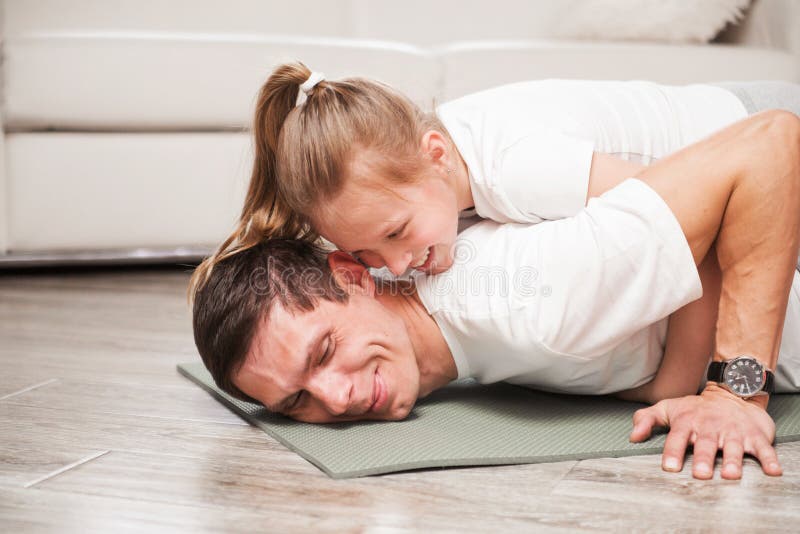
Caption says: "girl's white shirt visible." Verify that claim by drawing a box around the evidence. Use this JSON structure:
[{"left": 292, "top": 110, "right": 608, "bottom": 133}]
[{"left": 436, "top": 79, "right": 748, "bottom": 225}]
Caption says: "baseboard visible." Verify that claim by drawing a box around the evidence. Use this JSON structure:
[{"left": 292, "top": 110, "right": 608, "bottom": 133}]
[{"left": 0, "top": 246, "right": 213, "bottom": 269}]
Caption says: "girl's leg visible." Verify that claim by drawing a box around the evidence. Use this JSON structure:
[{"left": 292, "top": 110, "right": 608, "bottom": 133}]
[
  {"left": 775, "top": 271, "right": 800, "bottom": 392},
  {"left": 713, "top": 81, "right": 800, "bottom": 117}
]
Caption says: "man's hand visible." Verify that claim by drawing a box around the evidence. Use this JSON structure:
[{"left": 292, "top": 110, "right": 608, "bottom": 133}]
[{"left": 628, "top": 383, "right": 782, "bottom": 479}]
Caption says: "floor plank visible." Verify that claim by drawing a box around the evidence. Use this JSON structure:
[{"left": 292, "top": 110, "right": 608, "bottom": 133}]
[
  {"left": 2, "top": 377, "right": 245, "bottom": 424},
  {"left": 0, "top": 486, "right": 330, "bottom": 534},
  {"left": 26, "top": 448, "right": 581, "bottom": 532}
]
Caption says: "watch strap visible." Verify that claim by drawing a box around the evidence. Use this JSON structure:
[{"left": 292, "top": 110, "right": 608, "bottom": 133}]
[
  {"left": 706, "top": 361, "right": 726, "bottom": 383},
  {"left": 763, "top": 369, "right": 775, "bottom": 395}
]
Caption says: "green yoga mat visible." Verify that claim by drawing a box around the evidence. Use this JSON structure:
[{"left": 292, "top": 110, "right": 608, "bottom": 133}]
[{"left": 178, "top": 361, "right": 800, "bottom": 479}]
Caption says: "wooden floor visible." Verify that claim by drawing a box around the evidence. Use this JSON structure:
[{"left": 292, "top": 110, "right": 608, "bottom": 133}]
[{"left": 1, "top": 268, "right": 799, "bottom": 533}]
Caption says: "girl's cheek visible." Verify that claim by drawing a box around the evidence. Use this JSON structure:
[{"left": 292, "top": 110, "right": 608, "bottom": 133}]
[
  {"left": 426, "top": 217, "right": 449, "bottom": 242},
  {"left": 443, "top": 216, "right": 459, "bottom": 243}
]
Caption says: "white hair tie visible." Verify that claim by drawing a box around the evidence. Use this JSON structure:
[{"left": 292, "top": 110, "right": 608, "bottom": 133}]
[{"left": 300, "top": 71, "right": 325, "bottom": 95}]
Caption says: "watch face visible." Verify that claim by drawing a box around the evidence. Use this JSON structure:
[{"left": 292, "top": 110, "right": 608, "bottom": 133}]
[{"left": 724, "top": 357, "right": 765, "bottom": 396}]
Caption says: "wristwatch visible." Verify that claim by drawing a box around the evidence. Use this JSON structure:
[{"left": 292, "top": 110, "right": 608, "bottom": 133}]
[{"left": 706, "top": 356, "right": 775, "bottom": 398}]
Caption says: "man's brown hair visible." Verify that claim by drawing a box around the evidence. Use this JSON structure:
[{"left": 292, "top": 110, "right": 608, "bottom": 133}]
[{"left": 191, "top": 239, "right": 347, "bottom": 403}]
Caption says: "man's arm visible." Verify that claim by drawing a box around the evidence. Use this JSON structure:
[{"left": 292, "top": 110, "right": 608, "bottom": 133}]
[
  {"left": 616, "top": 244, "right": 721, "bottom": 404},
  {"left": 628, "top": 110, "right": 800, "bottom": 480}
]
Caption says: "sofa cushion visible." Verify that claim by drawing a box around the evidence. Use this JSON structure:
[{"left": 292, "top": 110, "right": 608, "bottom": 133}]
[
  {"left": 3, "top": 33, "right": 440, "bottom": 130},
  {"left": 440, "top": 40, "right": 800, "bottom": 101}
]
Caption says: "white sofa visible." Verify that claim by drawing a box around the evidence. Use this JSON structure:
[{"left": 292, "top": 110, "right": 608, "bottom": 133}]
[{"left": 1, "top": 0, "right": 798, "bottom": 266}]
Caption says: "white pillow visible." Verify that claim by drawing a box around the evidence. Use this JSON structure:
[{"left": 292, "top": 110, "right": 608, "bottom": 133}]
[{"left": 550, "top": 0, "right": 752, "bottom": 43}]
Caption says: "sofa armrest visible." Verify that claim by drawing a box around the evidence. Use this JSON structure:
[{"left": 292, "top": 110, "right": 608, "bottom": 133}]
[{"left": 717, "top": 0, "right": 800, "bottom": 56}]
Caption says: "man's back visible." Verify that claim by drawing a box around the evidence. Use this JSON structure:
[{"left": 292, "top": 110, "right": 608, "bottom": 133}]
[{"left": 414, "top": 178, "right": 701, "bottom": 394}]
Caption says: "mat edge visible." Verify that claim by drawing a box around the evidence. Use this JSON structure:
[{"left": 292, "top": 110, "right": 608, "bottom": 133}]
[{"left": 177, "top": 362, "right": 339, "bottom": 479}]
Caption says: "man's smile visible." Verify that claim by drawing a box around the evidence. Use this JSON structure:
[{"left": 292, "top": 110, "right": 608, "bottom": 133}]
[{"left": 370, "top": 368, "right": 388, "bottom": 413}]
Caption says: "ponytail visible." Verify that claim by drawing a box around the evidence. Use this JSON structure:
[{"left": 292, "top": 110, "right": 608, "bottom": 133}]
[
  {"left": 190, "top": 60, "right": 451, "bottom": 304},
  {"left": 189, "top": 61, "right": 317, "bottom": 302}
]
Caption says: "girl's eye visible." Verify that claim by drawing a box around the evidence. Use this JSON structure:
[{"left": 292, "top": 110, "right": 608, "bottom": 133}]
[{"left": 387, "top": 223, "right": 407, "bottom": 240}]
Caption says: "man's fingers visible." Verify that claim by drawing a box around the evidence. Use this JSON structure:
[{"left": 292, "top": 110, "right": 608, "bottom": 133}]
[
  {"left": 639, "top": 388, "right": 783, "bottom": 480},
  {"left": 721, "top": 438, "right": 744, "bottom": 480},
  {"left": 630, "top": 405, "right": 667, "bottom": 442},
  {"left": 661, "top": 425, "right": 690, "bottom": 473},
  {"left": 750, "top": 436, "right": 783, "bottom": 477},
  {"left": 691, "top": 435, "right": 719, "bottom": 480}
]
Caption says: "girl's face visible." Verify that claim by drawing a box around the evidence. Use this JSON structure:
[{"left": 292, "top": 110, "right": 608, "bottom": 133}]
[{"left": 313, "top": 167, "right": 461, "bottom": 276}]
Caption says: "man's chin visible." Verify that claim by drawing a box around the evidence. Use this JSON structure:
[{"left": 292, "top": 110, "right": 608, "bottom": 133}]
[
  {"left": 364, "top": 401, "right": 409, "bottom": 422},
  {"left": 381, "top": 407, "right": 413, "bottom": 421}
]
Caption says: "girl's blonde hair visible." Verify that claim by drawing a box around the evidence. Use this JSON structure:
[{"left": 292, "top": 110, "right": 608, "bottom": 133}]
[{"left": 188, "top": 61, "right": 448, "bottom": 301}]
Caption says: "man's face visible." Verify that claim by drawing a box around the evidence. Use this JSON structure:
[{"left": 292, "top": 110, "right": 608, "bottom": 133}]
[{"left": 234, "top": 291, "right": 421, "bottom": 423}]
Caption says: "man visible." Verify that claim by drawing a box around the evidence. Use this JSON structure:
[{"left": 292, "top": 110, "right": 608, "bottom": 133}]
[{"left": 192, "top": 110, "right": 800, "bottom": 480}]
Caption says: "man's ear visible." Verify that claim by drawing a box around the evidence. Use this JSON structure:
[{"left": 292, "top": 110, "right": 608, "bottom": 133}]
[{"left": 327, "top": 251, "right": 376, "bottom": 296}]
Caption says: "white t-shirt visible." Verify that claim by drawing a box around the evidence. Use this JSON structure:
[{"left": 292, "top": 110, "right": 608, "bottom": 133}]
[
  {"left": 414, "top": 179, "right": 702, "bottom": 394},
  {"left": 436, "top": 80, "right": 748, "bottom": 224}
]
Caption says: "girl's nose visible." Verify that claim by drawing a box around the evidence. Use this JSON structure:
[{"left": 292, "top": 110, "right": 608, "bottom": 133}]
[{"left": 385, "top": 250, "right": 413, "bottom": 276}]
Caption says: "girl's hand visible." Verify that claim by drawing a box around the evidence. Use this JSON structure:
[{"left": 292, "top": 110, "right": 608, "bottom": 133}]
[{"left": 628, "top": 383, "right": 781, "bottom": 480}]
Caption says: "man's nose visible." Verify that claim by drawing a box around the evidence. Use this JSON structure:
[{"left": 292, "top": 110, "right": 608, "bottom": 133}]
[
  {"left": 308, "top": 372, "right": 353, "bottom": 416},
  {"left": 384, "top": 250, "right": 413, "bottom": 276}
]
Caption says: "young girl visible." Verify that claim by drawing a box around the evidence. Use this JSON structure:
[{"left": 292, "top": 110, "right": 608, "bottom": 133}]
[{"left": 190, "top": 62, "right": 800, "bottom": 402}]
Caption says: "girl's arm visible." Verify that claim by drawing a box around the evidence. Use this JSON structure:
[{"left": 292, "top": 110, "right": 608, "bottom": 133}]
[{"left": 586, "top": 152, "right": 649, "bottom": 202}]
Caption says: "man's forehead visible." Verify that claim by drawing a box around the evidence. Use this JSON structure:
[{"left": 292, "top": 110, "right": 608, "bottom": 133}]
[{"left": 248, "top": 301, "right": 318, "bottom": 364}]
